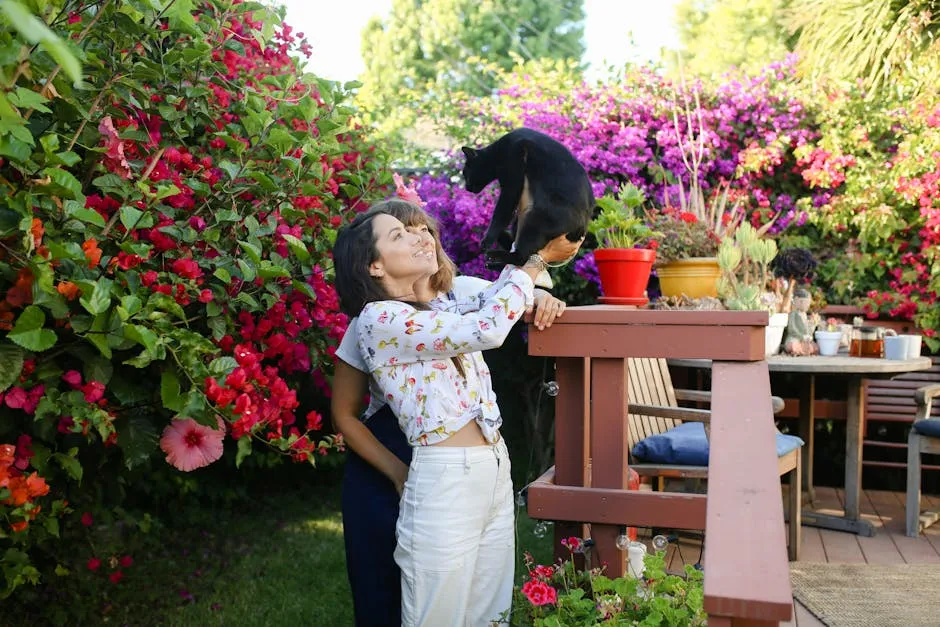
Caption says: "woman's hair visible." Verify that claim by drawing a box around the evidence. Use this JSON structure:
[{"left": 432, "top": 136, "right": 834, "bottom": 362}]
[{"left": 333, "top": 199, "right": 456, "bottom": 317}]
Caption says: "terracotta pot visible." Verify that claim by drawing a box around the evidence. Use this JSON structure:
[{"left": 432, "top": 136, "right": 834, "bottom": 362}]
[
  {"left": 594, "top": 248, "right": 655, "bottom": 302},
  {"left": 657, "top": 257, "right": 721, "bottom": 299}
]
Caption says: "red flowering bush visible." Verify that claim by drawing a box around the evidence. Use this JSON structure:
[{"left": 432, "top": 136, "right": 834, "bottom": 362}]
[
  {"left": 504, "top": 539, "right": 706, "bottom": 625},
  {"left": 0, "top": 0, "right": 387, "bottom": 594}
]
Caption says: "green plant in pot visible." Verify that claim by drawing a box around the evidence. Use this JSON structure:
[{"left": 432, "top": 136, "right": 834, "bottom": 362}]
[
  {"left": 717, "top": 223, "right": 787, "bottom": 355},
  {"left": 589, "top": 183, "right": 660, "bottom": 305}
]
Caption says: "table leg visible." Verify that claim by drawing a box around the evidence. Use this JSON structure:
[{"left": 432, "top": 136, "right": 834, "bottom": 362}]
[
  {"left": 844, "top": 377, "right": 864, "bottom": 521},
  {"left": 799, "top": 376, "right": 875, "bottom": 537},
  {"left": 798, "top": 375, "right": 816, "bottom": 504}
]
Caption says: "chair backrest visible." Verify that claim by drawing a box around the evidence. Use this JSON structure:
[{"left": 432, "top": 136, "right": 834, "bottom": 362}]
[{"left": 626, "top": 358, "right": 681, "bottom": 455}]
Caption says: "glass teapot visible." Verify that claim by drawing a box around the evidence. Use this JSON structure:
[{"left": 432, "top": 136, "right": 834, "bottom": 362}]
[{"left": 849, "top": 326, "right": 896, "bottom": 358}]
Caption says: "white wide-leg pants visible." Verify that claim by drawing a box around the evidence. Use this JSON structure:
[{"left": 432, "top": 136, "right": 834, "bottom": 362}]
[{"left": 395, "top": 439, "right": 514, "bottom": 627}]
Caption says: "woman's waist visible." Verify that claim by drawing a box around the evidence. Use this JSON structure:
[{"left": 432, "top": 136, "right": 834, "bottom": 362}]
[{"left": 413, "top": 434, "right": 507, "bottom": 463}]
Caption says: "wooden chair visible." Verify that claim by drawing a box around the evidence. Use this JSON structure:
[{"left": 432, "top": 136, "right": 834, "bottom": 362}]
[
  {"left": 626, "top": 358, "right": 802, "bottom": 561},
  {"left": 906, "top": 383, "right": 940, "bottom": 537}
]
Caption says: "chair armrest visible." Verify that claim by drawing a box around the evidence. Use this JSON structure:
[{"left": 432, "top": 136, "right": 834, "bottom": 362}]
[
  {"left": 629, "top": 403, "right": 711, "bottom": 423},
  {"left": 673, "top": 389, "right": 785, "bottom": 415},
  {"left": 915, "top": 384, "right": 940, "bottom": 421},
  {"left": 674, "top": 389, "right": 711, "bottom": 404}
]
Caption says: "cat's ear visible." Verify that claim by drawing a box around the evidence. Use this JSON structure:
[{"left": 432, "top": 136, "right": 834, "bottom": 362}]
[{"left": 461, "top": 146, "right": 477, "bottom": 159}]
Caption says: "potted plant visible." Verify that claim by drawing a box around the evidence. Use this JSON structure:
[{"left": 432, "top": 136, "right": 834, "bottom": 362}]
[
  {"left": 645, "top": 76, "right": 778, "bottom": 300},
  {"left": 504, "top": 538, "right": 707, "bottom": 626},
  {"left": 589, "top": 183, "right": 660, "bottom": 305},
  {"left": 815, "top": 317, "right": 843, "bottom": 356},
  {"left": 716, "top": 222, "right": 788, "bottom": 355}
]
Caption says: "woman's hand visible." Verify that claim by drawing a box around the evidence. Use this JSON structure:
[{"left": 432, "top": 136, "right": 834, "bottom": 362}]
[
  {"left": 529, "top": 290, "right": 566, "bottom": 330},
  {"left": 537, "top": 233, "right": 585, "bottom": 264},
  {"left": 391, "top": 459, "right": 408, "bottom": 497}
]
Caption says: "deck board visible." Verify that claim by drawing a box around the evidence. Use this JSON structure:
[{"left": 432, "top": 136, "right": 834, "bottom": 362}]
[{"left": 870, "top": 489, "right": 940, "bottom": 563}]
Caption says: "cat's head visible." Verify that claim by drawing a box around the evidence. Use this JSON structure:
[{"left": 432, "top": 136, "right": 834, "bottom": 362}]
[{"left": 460, "top": 146, "right": 488, "bottom": 193}]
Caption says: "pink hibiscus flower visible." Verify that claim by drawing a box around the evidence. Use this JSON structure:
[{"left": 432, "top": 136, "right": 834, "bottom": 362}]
[
  {"left": 159, "top": 418, "right": 225, "bottom": 472},
  {"left": 393, "top": 173, "right": 425, "bottom": 207}
]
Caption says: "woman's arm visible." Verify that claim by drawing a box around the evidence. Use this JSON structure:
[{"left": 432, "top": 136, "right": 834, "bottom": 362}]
[
  {"left": 331, "top": 359, "right": 408, "bottom": 494},
  {"left": 359, "top": 266, "right": 535, "bottom": 369}
]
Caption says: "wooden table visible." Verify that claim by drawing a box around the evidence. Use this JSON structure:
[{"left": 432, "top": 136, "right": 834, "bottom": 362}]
[{"left": 668, "top": 355, "right": 933, "bottom": 536}]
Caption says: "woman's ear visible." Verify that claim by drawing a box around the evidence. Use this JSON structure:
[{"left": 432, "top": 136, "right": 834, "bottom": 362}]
[{"left": 369, "top": 261, "right": 384, "bottom": 278}]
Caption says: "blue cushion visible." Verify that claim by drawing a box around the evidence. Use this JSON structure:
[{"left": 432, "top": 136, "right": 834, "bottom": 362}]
[
  {"left": 913, "top": 420, "right": 940, "bottom": 438},
  {"left": 632, "top": 422, "right": 804, "bottom": 466}
]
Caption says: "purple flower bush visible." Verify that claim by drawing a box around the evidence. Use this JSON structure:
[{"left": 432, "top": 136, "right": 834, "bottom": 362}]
[{"left": 415, "top": 56, "right": 842, "bottom": 301}]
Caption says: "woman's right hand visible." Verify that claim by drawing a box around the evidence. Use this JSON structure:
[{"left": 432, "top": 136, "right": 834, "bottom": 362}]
[{"left": 538, "top": 233, "right": 585, "bottom": 264}]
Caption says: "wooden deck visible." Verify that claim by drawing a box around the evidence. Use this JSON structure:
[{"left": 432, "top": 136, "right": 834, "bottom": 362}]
[{"left": 662, "top": 488, "right": 940, "bottom": 625}]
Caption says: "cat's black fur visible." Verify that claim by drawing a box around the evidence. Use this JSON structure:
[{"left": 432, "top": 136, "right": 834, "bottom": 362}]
[{"left": 461, "top": 128, "right": 593, "bottom": 269}]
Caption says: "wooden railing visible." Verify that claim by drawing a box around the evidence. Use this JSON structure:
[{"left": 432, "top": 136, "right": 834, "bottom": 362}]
[{"left": 525, "top": 307, "right": 793, "bottom": 625}]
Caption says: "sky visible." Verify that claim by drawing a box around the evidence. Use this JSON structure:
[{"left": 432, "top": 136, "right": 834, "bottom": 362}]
[{"left": 282, "top": 0, "right": 682, "bottom": 83}]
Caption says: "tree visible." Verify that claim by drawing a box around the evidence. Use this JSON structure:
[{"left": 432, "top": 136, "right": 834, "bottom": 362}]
[
  {"left": 356, "top": 0, "right": 585, "bottom": 150},
  {"left": 674, "top": 0, "right": 797, "bottom": 77},
  {"left": 786, "top": 0, "right": 940, "bottom": 97}
]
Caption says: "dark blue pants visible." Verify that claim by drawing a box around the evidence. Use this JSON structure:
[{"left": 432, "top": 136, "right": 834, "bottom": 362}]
[{"left": 341, "top": 404, "right": 412, "bottom": 627}]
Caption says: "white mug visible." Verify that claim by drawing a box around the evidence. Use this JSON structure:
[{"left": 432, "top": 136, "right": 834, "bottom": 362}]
[
  {"left": 901, "top": 334, "right": 922, "bottom": 360},
  {"left": 884, "top": 335, "right": 906, "bottom": 360}
]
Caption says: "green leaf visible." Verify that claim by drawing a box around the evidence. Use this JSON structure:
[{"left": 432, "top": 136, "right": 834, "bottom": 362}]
[
  {"left": 0, "top": 134, "right": 31, "bottom": 161},
  {"left": 42, "top": 168, "right": 84, "bottom": 200},
  {"left": 160, "top": 370, "right": 183, "bottom": 412},
  {"left": 280, "top": 234, "right": 310, "bottom": 262},
  {"left": 154, "top": 184, "right": 181, "bottom": 201},
  {"left": 237, "top": 240, "right": 261, "bottom": 264},
  {"left": 291, "top": 280, "right": 316, "bottom": 301},
  {"left": 0, "top": 342, "right": 24, "bottom": 393},
  {"left": 116, "top": 414, "right": 159, "bottom": 470},
  {"left": 166, "top": 0, "right": 197, "bottom": 34},
  {"left": 119, "top": 205, "right": 145, "bottom": 231},
  {"left": 9, "top": 87, "right": 50, "bottom": 113},
  {"left": 218, "top": 160, "right": 240, "bottom": 180},
  {"left": 64, "top": 203, "right": 106, "bottom": 228},
  {"left": 83, "top": 356, "right": 113, "bottom": 385},
  {"left": 235, "top": 436, "right": 252, "bottom": 468},
  {"left": 79, "top": 278, "right": 112, "bottom": 315},
  {"left": 0, "top": 0, "right": 82, "bottom": 84},
  {"left": 117, "top": 295, "right": 142, "bottom": 321},
  {"left": 44, "top": 517, "right": 59, "bottom": 538},
  {"left": 85, "top": 312, "right": 113, "bottom": 359},
  {"left": 236, "top": 259, "right": 256, "bottom": 282},
  {"left": 213, "top": 268, "right": 231, "bottom": 284},
  {"left": 208, "top": 356, "right": 238, "bottom": 377},
  {"left": 124, "top": 324, "right": 158, "bottom": 353},
  {"left": 8, "top": 306, "right": 57, "bottom": 352},
  {"left": 249, "top": 170, "right": 277, "bottom": 191},
  {"left": 53, "top": 452, "right": 82, "bottom": 482}
]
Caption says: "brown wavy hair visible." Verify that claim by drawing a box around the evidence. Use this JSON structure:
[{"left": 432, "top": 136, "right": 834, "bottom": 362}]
[{"left": 333, "top": 200, "right": 456, "bottom": 317}]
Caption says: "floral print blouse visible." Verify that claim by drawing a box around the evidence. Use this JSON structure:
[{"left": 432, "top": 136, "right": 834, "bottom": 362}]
[
  {"left": 335, "top": 275, "right": 491, "bottom": 421},
  {"left": 357, "top": 267, "right": 534, "bottom": 446}
]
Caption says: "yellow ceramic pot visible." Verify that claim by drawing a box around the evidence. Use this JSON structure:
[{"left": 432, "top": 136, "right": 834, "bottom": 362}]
[{"left": 657, "top": 257, "right": 721, "bottom": 299}]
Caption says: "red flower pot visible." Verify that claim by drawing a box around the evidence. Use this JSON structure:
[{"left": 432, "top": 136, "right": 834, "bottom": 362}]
[{"left": 594, "top": 248, "right": 655, "bottom": 304}]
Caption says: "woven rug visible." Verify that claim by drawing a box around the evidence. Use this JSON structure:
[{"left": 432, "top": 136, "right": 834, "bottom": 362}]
[{"left": 790, "top": 563, "right": 940, "bottom": 626}]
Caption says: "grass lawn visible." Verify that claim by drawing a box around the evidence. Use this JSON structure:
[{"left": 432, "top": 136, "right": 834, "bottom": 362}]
[{"left": 12, "top": 468, "right": 555, "bottom": 626}]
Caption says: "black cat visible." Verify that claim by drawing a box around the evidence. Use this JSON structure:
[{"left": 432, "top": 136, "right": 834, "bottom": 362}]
[{"left": 461, "top": 128, "right": 593, "bottom": 285}]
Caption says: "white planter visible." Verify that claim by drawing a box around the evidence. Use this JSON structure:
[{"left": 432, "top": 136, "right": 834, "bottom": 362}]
[
  {"left": 766, "top": 313, "right": 789, "bottom": 356},
  {"left": 815, "top": 330, "right": 842, "bottom": 357}
]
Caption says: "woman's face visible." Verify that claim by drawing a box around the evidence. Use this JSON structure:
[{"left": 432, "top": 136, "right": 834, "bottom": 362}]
[
  {"left": 370, "top": 213, "right": 437, "bottom": 288},
  {"left": 405, "top": 222, "right": 439, "bottom": 276}
]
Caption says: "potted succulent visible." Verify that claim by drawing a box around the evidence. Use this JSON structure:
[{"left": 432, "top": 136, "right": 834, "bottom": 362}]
[
  {"left": 716, "top": 222, "right": 787, "bottom": 355},
  {"left": 589, "top": 183, "right": 660, "bottom": 305}
]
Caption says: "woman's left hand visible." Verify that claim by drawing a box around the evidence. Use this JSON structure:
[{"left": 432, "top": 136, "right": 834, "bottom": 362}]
[{"left": 530, "top": 290, "right": 566, "bottom": 331}]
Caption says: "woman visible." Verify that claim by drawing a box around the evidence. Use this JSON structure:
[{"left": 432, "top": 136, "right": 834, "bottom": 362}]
[
  {"left": 332, "top": 200, "right": 566, "bottom": 626},
  {"left": 333, "top": 203, "right": 580, "bottom": 626}
]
